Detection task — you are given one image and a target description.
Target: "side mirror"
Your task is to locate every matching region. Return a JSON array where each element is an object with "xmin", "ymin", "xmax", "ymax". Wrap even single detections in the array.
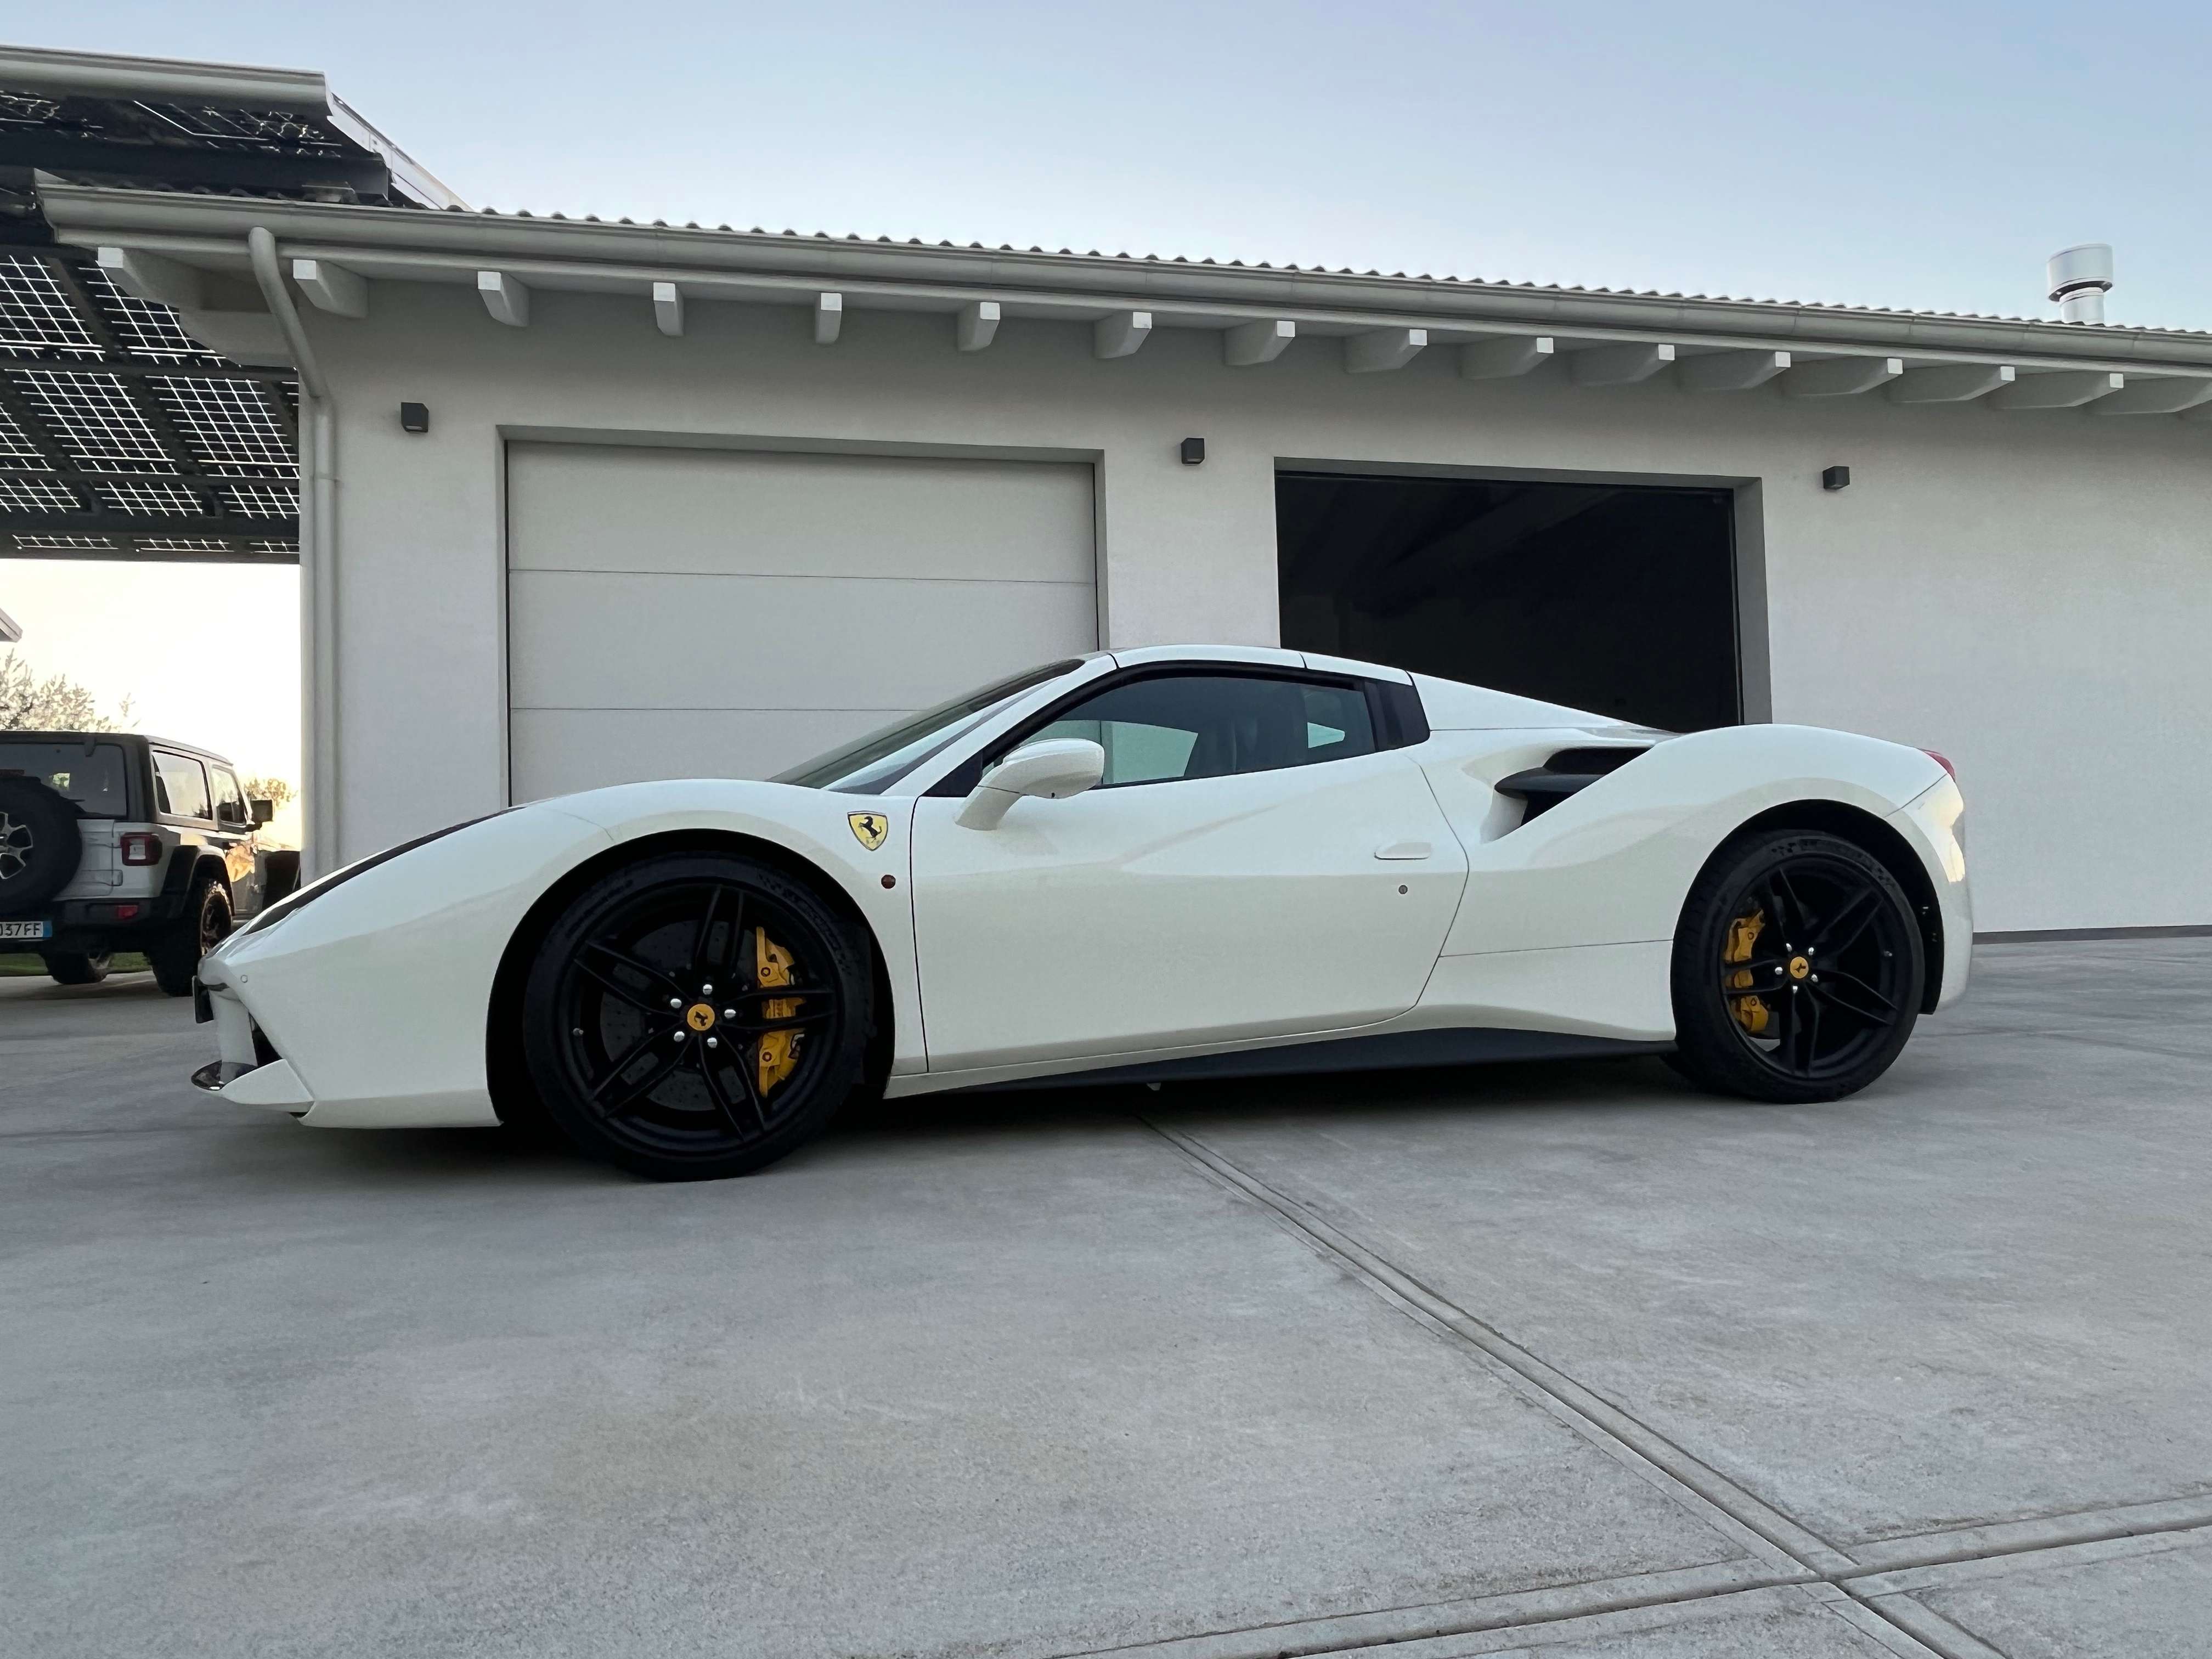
[
  {"xmin": 250, "ymin": 798, "xmax": 275, "ymax": 826},
  {"xmin": 956, "ymin": 738, "xmax": 1104, "ymax": 830}
]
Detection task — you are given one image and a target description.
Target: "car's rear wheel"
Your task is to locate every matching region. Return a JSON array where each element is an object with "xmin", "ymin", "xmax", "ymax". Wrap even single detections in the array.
[
  {"xmin": 1669, "ymin": 829, "xmax": 1924, "ymax": 1103},
  {"xmin": 150, "ymin": 877, "xmax": 231, "ymax": 997},
  {"xmin": 522, "ymin": 851, "xmax": 873, "ymax": 1181},
  {"xmin": 42, "ymin": 950, "xmax": 111, "ymax": 985}
]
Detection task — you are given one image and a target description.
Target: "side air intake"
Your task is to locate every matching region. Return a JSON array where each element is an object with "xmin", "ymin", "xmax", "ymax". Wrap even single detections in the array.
[{"xmin": 1496, "ymin": 747, "xmax": 1649, "ymax": 823}]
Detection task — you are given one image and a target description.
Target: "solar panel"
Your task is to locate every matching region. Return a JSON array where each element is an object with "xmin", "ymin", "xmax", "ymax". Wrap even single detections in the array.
[{"xmin": 0, "ymin": 250, "xmax": 300, "ymax": 562}]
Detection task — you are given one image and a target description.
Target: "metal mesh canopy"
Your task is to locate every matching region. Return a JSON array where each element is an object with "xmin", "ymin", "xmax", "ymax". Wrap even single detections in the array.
[{"xmin": 0, "ymin": 247, "xmax": 298, "ymax": 562}]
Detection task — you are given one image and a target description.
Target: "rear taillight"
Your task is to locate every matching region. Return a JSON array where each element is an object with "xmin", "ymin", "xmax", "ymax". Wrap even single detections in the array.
[
  {"xmin": 119, "ymin": 832, "xmax": 161, "ymax": 865},
  {"xmin": 1922, "ymin": 751, "xmax": 1957, "ymax": 781}
]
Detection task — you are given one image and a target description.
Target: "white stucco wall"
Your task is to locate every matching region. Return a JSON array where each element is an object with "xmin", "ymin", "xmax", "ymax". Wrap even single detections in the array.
[{"xmin": 307, "ymin": 282, "xmax": 2212, "ymax": 931}]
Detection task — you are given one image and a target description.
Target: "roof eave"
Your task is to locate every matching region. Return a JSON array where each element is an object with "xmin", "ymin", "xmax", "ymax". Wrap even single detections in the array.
[{"xmin": 36, "ymin": 179, "xmax": 2212, "ymax": 372}]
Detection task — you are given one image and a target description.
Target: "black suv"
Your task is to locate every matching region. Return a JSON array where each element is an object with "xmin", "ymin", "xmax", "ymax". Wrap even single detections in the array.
[{"xmin": 0, "ymin": 732, "xmax": 298, "ymax": 994}]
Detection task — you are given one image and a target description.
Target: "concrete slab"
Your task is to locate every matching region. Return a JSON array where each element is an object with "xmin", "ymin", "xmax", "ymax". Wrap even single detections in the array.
[
  {"xmin": 1328, "ymin": 1585, "xmax": 1920, "ymax": 1658},
  {"xmin": 2, "ymin": 1008, "xmax": 1757, "ymax": 1659},
  {"xmin": 1154, "ymin": 939, "xmax": 2212, "ymax": 1554},
  {"xmin": 1861, "ymin": 1526, "xmax": 2212, "ymax": 1659}
]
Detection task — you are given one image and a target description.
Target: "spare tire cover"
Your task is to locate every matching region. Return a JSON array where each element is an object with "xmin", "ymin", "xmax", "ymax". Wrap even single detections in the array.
[{"xmin": 0, "ymin": 776, "xmax": 83, "ymax": 916}]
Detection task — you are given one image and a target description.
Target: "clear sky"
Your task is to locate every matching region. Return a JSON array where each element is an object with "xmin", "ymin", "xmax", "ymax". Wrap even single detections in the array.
[{"xmin": 5, "ymin": 0, "xmax": 2207, "ymax": 783}]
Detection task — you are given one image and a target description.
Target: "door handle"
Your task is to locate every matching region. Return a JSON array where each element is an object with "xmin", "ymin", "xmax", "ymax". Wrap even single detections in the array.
[{"xmin": 1373, "ymin": 840, "xmax": 1431, "ymax": 861}]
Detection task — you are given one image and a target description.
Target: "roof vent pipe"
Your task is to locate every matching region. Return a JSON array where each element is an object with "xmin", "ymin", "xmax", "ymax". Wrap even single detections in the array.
[{"xmin": 2047, "ymin": 243, "xmax": 2114, "ymax": 325}]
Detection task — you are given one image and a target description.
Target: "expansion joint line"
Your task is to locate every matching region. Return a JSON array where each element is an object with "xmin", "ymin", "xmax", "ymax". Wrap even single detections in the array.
[{"xmin": 1138, "ymin": 1119, "xmax": 2208, "ymax": 1659}]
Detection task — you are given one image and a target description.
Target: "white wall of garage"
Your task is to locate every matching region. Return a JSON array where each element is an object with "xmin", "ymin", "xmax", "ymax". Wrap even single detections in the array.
[{"xmin": 309, "ymin": 281, "xmax": 2212, "ymax": 932}]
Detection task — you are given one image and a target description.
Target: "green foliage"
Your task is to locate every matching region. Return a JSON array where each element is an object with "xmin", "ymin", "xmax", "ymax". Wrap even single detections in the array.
[{"xmin": 0, "ymin": 650, "xmax": 132, "ymax": 732}]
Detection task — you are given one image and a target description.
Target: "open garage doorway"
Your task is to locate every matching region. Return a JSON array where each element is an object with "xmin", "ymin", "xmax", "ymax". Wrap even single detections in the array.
[{"xmin": 1277, "ymin": 471, "xmax": 1742, "ymax": 731}]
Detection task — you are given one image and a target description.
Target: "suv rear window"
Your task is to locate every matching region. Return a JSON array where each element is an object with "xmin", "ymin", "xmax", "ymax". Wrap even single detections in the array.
[{"xmin": 0, "ymin": 741, "xmax": 129, "ymax": 817}]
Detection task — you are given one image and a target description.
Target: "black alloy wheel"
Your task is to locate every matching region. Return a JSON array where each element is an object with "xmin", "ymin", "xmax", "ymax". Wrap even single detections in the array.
[
  {"xmin": 522, "ymin": 851, "xmax": 872, "ymax": 1181},
  {"xmin": 1669, "ymin": 830, "xmax": 1925, "ymax": 1103}
]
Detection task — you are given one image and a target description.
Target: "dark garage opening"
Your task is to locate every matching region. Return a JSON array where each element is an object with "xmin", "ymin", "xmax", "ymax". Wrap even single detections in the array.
[{"xmin": 1277, "ymin": 471, "xmax": 1741, "ymax": 731}]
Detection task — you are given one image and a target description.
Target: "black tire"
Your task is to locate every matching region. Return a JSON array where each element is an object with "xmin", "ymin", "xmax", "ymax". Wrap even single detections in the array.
[
  {"xmin": 41, "ymin": 950, "xmax": 111, "ymax": 986},
  {"xmin": 1669, "ymin": 830, "xmax": 1925, "ymax": 1103},
  {"xmin": 150, "ymin": 877, "xmax": 232, "ymax": 997},
  {"xmin": 522, "ymin": 851, "xmax": 874, "ymax": 1181},
  {"xmin": 0, "ymin": 777, "xmax": 82, "ymax": 917}
]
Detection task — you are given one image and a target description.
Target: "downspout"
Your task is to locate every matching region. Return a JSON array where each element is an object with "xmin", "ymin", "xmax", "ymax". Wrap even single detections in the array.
[{"xmin": 246, "ymin": 227, "xmax": 338, "ymax": 878}]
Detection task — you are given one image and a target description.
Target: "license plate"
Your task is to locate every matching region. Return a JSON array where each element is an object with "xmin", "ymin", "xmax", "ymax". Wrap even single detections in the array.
[{"xmin": 0, "ymin": 918, "xmax": 53, "ymax": 943}]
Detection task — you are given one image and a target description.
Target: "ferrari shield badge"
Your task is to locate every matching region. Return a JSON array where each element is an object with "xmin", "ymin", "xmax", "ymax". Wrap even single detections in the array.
[{"xmin": 847, "ymin": 811, "xmax": 890, "ymax": 851}]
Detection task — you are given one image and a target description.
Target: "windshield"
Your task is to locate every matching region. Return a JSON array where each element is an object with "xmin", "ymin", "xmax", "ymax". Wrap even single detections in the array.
[
  {"xmin": 774, "ymin": 660, "xmax": 1084, "ymax": 793},
  {"xmin": 0, "ymin": 740, "xmax": 129, "ymax": 817}
]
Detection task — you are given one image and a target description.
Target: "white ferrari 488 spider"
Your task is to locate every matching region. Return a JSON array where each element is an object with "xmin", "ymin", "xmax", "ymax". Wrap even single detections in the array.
[{"xmin": 193, "ymin": 646, "xmax": 1969, "ymax": 1180}]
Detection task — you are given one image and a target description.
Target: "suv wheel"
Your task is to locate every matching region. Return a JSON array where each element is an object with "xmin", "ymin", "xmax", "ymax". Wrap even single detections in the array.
[
  {"xmin": 42, "ymin": 950, "xmax": 112, "ymax": 986},
  {"xmin": 150, "ymin": 877, "xmax": 232, "ymax": 998}
]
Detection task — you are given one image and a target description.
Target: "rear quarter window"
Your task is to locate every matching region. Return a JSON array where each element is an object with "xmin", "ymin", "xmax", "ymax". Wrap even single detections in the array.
[{"xmin": 153, "ymin": 750, "xmax": 212, "ymax": 821}]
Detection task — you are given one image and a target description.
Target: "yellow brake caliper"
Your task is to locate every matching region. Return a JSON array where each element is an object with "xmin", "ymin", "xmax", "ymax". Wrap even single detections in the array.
[
  {"xmin": 1725, "ymin": 909, "xmax": 1771, "ymax": 1034},
  {"xmin": 754, "ymin": 927, "xmax": 803, "ymax": 1094}
]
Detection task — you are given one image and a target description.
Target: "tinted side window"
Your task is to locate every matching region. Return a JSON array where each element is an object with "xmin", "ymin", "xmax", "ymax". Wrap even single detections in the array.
[
  {"xmin": 153, "ymin": 751, "xmax": 212, "ymax": 821},
  {"xmin": 1029, "ymin": 673, "xmax": 1376, "ymax": 788}
]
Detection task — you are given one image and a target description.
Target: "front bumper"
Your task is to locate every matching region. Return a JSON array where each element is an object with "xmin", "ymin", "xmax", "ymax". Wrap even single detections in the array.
[
  {"xmin": 190, "ymin": 967, "xmax": 312, "ymax": 1113},
  {"xmin": 185, "ymin": 802, "xmax": 616, "ymax": 1130}
]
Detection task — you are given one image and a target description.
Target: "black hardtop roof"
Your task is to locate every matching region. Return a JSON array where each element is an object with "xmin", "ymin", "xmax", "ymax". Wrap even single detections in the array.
[{"xmin": 1, "ymin": 731, "xmax": 238, "ymax": 766}]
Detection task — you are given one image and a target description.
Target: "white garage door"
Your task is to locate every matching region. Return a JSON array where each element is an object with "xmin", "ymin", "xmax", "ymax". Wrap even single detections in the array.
[{"xmin": 505, "ymin": 443, "xmax": 1098, "ymax": 800}]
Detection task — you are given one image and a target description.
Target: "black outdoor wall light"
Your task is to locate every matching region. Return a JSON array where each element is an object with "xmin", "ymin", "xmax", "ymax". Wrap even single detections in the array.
[
  {"xmin": 400, "ymin": 402, "xmax": 430, "ymax": 434},
  {"xmin": 1821, "ymin": 465, "xmax": 1850, "ymax": 491},
  {"xmin": 1180, "ymin": 437, "xmax": 1206, "ymax": 465}
]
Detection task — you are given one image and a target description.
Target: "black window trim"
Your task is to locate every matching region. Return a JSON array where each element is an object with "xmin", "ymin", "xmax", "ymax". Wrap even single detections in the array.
[{"xmin": 925, "ymin": 662, "xmax": 1421, "ymax": 798}]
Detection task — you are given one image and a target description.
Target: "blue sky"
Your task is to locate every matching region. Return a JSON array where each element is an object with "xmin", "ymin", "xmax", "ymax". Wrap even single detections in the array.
[{"xmin": 21, "ymin": 0, "xmax": 2212, "ymax": 330}]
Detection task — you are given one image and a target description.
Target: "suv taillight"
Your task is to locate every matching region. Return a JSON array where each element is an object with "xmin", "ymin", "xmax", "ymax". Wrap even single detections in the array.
[
  {"xmin": 1922, "ymin": 751, "xmax": 1957, "ymax": 781},
  {"xmin": 119, "ymin": 832, "xmax": 162, "ymax": 865}
]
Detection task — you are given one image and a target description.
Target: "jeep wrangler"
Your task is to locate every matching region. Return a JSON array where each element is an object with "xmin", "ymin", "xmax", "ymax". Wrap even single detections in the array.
[{"xmin": 0, "ymin": 732, "xmax": 299, "ymax": 994}]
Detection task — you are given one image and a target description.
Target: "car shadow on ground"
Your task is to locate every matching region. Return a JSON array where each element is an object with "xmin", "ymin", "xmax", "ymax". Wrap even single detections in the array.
[{"xmin": 225, "ymin": 1055, "xmax": 1741, "ymax": 1192}]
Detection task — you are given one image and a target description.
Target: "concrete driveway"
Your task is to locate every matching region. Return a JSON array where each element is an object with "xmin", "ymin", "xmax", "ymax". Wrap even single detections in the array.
[{"xmin": 3, "ymin": 940, "xmax": 2207, "ymax": 1658}]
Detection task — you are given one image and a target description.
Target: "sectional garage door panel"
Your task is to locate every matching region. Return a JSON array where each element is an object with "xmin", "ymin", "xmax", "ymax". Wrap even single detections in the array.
[
  {"xmin": 508, "ymin": 445, "xmax": 1096, "ymax": 583},
  {"xmin": 511, "ymin": 709, "xmax": 891, "ymax": 802},
  {"xmin": 505, "ymin": 444, "xmax": 1097, "ymax": 800}
]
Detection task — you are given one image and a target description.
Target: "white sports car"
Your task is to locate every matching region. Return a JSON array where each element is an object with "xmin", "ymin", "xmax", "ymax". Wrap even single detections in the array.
[{"xmin": 193, "ymin": 646, "xmax": 1970, "ymax": 1181}]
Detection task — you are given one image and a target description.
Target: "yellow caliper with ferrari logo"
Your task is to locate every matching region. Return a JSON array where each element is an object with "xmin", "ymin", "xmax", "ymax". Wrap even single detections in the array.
[
  {"xmin": 1724, "ymin": 908, "xmax": 1771, "ymax": 1034},
  {"xmin": 755, "ymin": 927, "xmax": 803, "ymax": 1092}
]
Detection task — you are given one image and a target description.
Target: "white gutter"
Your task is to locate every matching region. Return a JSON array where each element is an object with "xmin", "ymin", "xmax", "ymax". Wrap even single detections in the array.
[
  {"xmin": 246, "ymin": 227, "xmax": 338, "ymax": 879},
  {"xmin": 38, "ymin": 179, "xmax": 2212, "ymax": 370}
]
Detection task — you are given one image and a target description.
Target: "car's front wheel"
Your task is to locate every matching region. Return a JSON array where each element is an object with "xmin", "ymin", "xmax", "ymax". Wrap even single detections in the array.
[
  {"xmin": 1668, "ymin": 828, "xmax": 1925, "ymax": 1103},
  {"xmin": 522, "ymin": 851, "xmax": 874, "ymax": 1181}
]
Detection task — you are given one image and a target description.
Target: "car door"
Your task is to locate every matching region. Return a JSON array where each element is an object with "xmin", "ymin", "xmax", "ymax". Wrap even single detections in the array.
[
  {"xmin": 909, "ymin": 668, "xmax": 1467, "ymax": 1071},
  {"xmin": 207, "ymin": 766, "xmax": 259, "ymax": 901}
]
